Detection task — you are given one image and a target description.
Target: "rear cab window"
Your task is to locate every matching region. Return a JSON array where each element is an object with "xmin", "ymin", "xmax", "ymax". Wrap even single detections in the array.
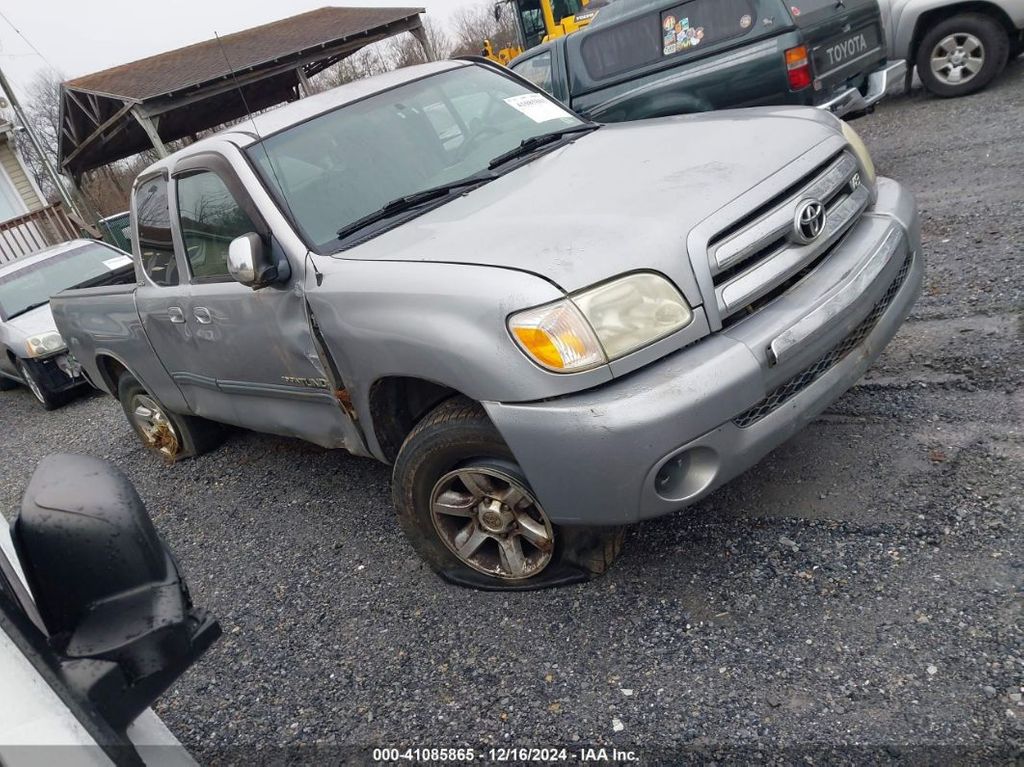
[{"xmin": 579, "ymin": 0, "xmax": 760, "ymax": 81}]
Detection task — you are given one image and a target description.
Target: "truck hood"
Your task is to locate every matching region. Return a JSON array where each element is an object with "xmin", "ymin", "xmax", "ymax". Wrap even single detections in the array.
[
  {"xmin": 3, "ymin": 303, "xmax": 57, "ymax": 343},
  {"xmin": 342, "ymin": 108, "xmax": 842, "ymax": 301}
]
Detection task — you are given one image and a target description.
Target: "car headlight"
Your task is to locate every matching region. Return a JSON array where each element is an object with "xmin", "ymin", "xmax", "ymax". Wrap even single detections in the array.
[
  {"xmin": 25, "ymin": 332, "xmax": 66, "ymax": 358},
  {"xmin": 509, "ymin": 273, "xmax": 693, "ymax": 372},
  {"xmin": 841, "ymin": 120, "xmax": 876, "ymax": 185}
]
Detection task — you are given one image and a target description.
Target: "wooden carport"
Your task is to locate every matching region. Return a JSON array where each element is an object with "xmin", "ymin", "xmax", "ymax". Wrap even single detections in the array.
[{"xmin": 57, "ymin": 6, "xmax": 427, "ymax": 180}]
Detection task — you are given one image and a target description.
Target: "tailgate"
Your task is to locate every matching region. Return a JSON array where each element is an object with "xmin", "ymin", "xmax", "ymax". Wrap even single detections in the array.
[{"xmin": 788, "ymin": 0, "xmax": 885, "ymax": 90}]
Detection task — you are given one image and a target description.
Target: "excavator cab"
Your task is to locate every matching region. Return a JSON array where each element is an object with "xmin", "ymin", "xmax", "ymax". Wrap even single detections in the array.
[{"xmin": 483, "ymin": 0, "xmax": 598, "ymax": 64}]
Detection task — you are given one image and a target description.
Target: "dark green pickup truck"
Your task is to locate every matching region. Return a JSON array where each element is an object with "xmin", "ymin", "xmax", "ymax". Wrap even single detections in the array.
[{"xmin": 509, "ymin": 0, "xmax": 906, "ymax": 121}]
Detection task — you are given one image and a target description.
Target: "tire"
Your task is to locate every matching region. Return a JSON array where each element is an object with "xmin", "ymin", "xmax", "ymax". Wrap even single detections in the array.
[
  {"xmin": 0, "ymin": 374, "xmax": 17, "ymax": 391},
  {"xmin": 392, "ymin": 396, "xmax": 624, "ymax": 590},
  {"xmin": 117, "ymin": 373, "xmax": 224, "ymax": 462},
  {"xmin": 916, "ymin": 13, "xmax": 1010, "ymax": 97},
  {"xmin": 17, "ymin": 359, "xmax": 68, "ymax": 411}
]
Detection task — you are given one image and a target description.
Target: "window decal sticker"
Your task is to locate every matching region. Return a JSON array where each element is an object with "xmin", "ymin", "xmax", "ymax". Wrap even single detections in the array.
[{"xmin": 663, "ymin": 15, "xmax": 705, "ymax": 55}]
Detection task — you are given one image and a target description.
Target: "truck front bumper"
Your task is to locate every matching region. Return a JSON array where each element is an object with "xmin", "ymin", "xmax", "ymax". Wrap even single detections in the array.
[
  {"xmin": 818, "ymin": 59, "xmax": 907, "ymax": 118},
  {"xmin": 485, "ymin": 178, "xmax": 922, "ymax": 526}
]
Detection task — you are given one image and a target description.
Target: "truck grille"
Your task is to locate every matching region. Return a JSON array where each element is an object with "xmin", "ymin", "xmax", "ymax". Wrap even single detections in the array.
[
  {"xmin": 708, "ymin": 152, "xmax": 869, "ymax": 324},
  {"xmin": 732, "ymin": 251, "xmax": 913, "ymax": 428}
]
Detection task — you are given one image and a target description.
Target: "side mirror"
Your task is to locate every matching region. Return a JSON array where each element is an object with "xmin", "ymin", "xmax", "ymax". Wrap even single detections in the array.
[
  {"xmin": 228, "ymin": 232, "xmax": 282, "ymax": 289},
  {"xmin": 11, "ymin": 454, "xmax": 220, "ymax": 729}
]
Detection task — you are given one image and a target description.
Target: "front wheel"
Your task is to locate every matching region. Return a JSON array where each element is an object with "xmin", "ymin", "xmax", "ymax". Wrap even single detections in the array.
[
  {"xmin": 392, "ymin": 396, "xmax": 623, "ymax": 590},
  {"xmin": 916, "ymin": 13, "xmax": 1010, "ymax": 97},
  {"xmin": 117, "ymin": 373, "xmax": 224, "ymax": 462}
]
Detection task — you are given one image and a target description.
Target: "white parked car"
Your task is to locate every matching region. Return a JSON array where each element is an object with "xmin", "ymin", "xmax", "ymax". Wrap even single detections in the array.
[{"xmin": 0, "ymin": 240, "xmax": 136, "ymax": 409}]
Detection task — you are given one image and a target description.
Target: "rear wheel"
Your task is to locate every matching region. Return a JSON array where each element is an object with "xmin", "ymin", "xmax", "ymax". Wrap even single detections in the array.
[
  {"xmin": 392, "ymin": 396, "xmax": 623, "ymax": 589},
  {"xmin": 17, "ymin": 359, "xmax": 67, "ymax": 411},
  {"xmin": 916, "ymin": 14, "xmax": 1009, "ymax": 97},
  {"xmin": 117, "ymin": 373, "xmax": 224, "ymax": 461}
]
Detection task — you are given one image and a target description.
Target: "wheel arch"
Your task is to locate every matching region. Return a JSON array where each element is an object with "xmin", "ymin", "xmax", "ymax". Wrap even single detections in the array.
[
  {"xmin": 94, "ymin": 353, "xmax": 131, "ymax": 396},
  {"xmin": 908, "ymin": 2, "xmax": 1017, "ymax": 66},
  {"xmin": 367, "ymin": 376, "xmax": 467, "ymax": 463}
]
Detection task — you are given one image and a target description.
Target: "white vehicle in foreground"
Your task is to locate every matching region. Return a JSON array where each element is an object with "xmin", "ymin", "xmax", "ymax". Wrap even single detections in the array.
[{"xmin": 0, "ymin": 455, "xmax": 219, "ymax": 765}]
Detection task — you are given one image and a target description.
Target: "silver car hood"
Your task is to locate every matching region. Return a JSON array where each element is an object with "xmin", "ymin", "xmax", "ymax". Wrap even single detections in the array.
[
  {"xmin": 343, "ymin": 108, "xmax": 842, "ymax": 300},
  {"xmin": 3, "ymin": 303, "xmax": 57, "ymax": 343}
]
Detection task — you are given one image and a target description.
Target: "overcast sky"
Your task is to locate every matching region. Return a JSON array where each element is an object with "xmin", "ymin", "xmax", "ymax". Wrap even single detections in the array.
[{"xmin": 0, "ymin": 0, "xmax": 470, "ymax": 99}]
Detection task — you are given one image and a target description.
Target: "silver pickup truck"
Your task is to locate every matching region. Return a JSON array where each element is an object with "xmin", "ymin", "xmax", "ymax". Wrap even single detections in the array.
[
  {"xmin": 52, "ymin": 60, "xmax": 923, "ymax": 590},
  {"xmin": 880, "ymin": 0, "xmax": 1024, "ymax": 97}
]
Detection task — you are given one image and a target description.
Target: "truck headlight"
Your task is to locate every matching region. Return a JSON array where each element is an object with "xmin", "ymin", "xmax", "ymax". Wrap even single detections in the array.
[
  {"xmin": 841, "ymin": 121, "xmax": 876, "ymax": 185},
  {"xmin": 25, "ymin": 332, "xmax": 66, "ymax": 358},
  {"xmin": 509, "ymin": 273, "xmax": 693, "ymax": 372}
]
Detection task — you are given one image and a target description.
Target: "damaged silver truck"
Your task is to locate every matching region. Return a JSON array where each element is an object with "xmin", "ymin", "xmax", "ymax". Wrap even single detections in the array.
[{"xmin": 51, "ymin": 60, "xmax": 923, "ymax": 590}]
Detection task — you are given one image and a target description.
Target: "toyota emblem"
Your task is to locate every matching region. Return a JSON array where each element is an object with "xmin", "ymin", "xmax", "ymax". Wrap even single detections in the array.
[{"xmin": 793, "ymin": 199, "xmax": 827, "ymax": 244}]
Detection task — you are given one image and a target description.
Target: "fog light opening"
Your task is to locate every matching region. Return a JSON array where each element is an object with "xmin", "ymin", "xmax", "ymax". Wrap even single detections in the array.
[{"xmin": 653, "ymin": 446, "xmax": 719, "ymax": 502}]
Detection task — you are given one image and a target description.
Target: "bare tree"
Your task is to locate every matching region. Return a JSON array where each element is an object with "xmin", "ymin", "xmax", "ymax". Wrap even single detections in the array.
[
  {"xmin": 449, "ymin": 2, "xmax": 520, "ymax": 57},
  {"xmin": 385, "ymin": 19, "xmax": 455, "ymax": 68},
  {"xmin": 14, "ymin": 69, "xmax": 64, "ymax": 202},
  {"xmin": 315, "ymin": 18, "xmax": 455, "ymax": 92}
]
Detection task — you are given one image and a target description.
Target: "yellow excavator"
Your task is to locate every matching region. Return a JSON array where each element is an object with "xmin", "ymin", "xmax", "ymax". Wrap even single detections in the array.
[{"xmin": 482, "ymin": 0, "xmax": 600, "ymax": 65}]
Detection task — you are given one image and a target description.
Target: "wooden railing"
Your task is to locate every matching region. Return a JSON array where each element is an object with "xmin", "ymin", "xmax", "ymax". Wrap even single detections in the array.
[{"xmin": 0, "ymin": 202, "xmax": 79, "ymax": 264}]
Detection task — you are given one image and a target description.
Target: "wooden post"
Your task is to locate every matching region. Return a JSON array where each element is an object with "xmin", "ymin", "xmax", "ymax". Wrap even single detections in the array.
[
  {"xmin": 131, "ymin": 109, "xmax": 169, "ymax": 158},
  {"xmin": 411, "ymin": 24, "xmax": 434, "ymax": 62},
  {"xmin": 296, "ymin": 66, "xmax": 314, "ymax": 97}
]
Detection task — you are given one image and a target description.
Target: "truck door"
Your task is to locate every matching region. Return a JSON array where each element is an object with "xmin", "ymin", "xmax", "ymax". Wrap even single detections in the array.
[
  {"xmin": 166, "ymin": 158, "xmax": 359, "ymax": 450},
  {"xmin": 132, "ymin": 173, "xmax": 194, "ymax": 415}
]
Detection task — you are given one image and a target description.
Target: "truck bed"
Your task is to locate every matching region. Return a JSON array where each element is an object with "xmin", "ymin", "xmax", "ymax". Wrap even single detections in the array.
[{"xmin": 50, "ymin": 284, "xmax": 145, "ymax": 397}]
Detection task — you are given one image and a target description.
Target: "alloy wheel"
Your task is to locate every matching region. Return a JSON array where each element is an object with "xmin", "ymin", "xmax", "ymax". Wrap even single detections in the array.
[
  {"xmin": 430, "ymin": 467, "xmax": 554, "ymax": 580},
  {"xmin": 129, "ymin": 393, "xmax": 180, "ymax": 459},
  {"xmin": 930, "ymin": 33, "xmax": 985, "ymax": 85}
]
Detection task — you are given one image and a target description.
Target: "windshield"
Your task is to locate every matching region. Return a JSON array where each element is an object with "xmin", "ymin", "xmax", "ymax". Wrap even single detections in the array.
[
  {"xmin": 0, "ymin": 243, "xmax": 133, "ymax": 321},
  {"xmin": 247, "ymin": 66, "xmax": 583, "ymax": 253}
]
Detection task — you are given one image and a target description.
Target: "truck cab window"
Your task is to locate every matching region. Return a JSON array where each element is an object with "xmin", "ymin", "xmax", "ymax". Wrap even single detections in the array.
[
  {"xmin": 176, "ymin": 171, "xmax": 257, "ymax": 281},
  {"xmin": 134, "ymin": 178, "xmax": 178, "ymax": 287},
  {"xmin": 512, "ymin": 52, "xmax": 555, "ymax": 94}
]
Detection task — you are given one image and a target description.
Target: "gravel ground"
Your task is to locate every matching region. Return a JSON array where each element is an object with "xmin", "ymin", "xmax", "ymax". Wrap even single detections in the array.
[{"xmin": 2, "ymin": 64, "xmax": 1022, "ymax": 763}]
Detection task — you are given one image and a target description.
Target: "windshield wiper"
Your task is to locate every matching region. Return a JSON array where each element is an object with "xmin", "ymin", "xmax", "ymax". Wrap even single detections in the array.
[
  {"xmin": 337, "ymin": 173, "xmax": 498, "ymax": 241},
  {"xmin": 487, "ymin": 124, "xmax": 599, "ymax": 170},
  {"xmin": 6, "ymin": 301, "xmax": 50, "ymax": 320}
]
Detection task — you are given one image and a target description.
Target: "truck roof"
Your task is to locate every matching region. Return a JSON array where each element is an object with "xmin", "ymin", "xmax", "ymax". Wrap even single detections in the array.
[{"xmin": 138, "ymin": 60, "xmax": 467, "ymax": 178}]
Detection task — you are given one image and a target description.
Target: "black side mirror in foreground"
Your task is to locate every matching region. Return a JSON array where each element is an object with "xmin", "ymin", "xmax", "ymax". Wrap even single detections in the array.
[{"xmin": 10, "ymin": 454, "xmax": 220, "ymax": 729}]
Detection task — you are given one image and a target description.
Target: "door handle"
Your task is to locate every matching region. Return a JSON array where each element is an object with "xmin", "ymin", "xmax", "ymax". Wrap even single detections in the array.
[
  {"xmin": 193, "ymin": 307, "xmax": 213, "ymax": 325},
  {"xmin": 167, "ymin": 306, "xmax": 186, "ymax": 324}
]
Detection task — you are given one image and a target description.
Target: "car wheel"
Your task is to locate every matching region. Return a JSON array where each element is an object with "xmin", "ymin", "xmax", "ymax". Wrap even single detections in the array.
[
  {"xmin": 393, "ymin": 396, "xmax": 624, "ymax": 590},
  {"xmin": 16, "ymin": 359, "xmax": 67, "ymax": 411},
  {"xmin": 0, "ymin": 373, "xmax": 18, "ymax": 391},
  {"xmin": 916, "ymin": 14, "xmax": 1010, "ymax": 97},
  {"xmin": 117, "ymin": 373, "xmax": 224, "ymax": 462}
]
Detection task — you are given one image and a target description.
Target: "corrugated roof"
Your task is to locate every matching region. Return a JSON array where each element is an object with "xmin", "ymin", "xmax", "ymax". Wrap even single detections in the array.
[{"xmin": 64, "ymin": 6, "xmax": 424, "ymax": 101}]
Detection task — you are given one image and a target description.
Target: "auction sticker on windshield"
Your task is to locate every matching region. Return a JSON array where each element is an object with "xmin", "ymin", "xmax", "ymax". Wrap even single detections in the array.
[
  {"xmin": 504, "ymin": 94, "xmax": 575, "ymax": 123},
  {"xmin": 103, "ymin": 255, "xmax": 134, "ymax": 270}
]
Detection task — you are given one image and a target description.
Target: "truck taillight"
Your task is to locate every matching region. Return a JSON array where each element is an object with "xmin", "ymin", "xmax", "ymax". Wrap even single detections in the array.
[{"xmin": 785, "ymin": 45, "xmax": 812, "ymax": 90}]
